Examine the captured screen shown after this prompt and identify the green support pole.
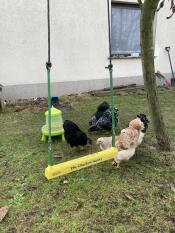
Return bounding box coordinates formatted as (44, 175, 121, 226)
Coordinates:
(47, 67, 53, 166)
(109, 68, 116, 147)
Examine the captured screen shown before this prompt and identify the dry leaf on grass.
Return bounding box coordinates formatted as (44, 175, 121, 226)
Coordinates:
(170, 185, 175, 193)
(76, 200, 83, 210)
(63, 180, 69, 184)
(0, 206, 9, 222)
(123, 192, 134, 201)
(54, 154, 63, 159)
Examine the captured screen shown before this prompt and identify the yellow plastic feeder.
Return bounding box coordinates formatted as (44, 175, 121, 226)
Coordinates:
(45, 147, 118, 179)
(41, 106, 64, 142)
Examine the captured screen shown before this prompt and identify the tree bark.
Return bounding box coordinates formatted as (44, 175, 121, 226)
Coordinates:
(140, 0, 171, 151)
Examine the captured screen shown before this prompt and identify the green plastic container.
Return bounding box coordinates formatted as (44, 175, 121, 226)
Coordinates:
(41, 106, 64, 141)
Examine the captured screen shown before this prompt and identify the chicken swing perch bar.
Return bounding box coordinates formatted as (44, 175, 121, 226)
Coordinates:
(44, 0, 118, 180)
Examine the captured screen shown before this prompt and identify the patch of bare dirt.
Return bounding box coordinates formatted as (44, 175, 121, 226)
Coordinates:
(4, 96, 74, 113)
(3, 93, 98, 113)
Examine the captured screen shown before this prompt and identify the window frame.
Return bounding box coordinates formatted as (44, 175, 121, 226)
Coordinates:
(111, 2, 141, 58)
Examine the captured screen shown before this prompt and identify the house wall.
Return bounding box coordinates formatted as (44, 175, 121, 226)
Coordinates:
(155, 1, 175, 74)
(0, 0, 174, 99)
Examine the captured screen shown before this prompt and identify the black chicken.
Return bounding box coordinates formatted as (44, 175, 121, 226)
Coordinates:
(63, 120, 92, 148)
(95, 101, 110, 120)
(137, 113, 149, 133)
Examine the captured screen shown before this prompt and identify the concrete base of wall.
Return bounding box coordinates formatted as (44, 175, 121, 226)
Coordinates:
(3, 73, 172, 100)
(3, 75, 145, 100)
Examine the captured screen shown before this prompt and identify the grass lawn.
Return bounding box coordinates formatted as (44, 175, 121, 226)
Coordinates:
(0, 89, 175, 233)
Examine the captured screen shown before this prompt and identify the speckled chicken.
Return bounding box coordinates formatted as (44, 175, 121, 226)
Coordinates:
(89, 101, 119, 132)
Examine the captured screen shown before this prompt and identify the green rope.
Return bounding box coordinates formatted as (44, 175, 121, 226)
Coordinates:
(47, 67, 53, 166)
(46, 0, 53, 166)
(107, 0, 116, 147)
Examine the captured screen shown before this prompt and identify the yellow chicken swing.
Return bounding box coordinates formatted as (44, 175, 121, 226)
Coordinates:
(44, 0, 118, 180)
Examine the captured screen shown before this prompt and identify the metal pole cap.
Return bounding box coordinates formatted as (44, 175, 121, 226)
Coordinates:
(165, 46, 171, 52)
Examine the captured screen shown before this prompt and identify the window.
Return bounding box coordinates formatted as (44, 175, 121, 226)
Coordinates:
(111, 3, 141, 57)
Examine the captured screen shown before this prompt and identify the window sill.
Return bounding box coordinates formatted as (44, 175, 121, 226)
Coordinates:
(110, 55, 141, 60)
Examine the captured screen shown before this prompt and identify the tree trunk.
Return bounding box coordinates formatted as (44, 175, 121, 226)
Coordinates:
(140, 0, 171, 151)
